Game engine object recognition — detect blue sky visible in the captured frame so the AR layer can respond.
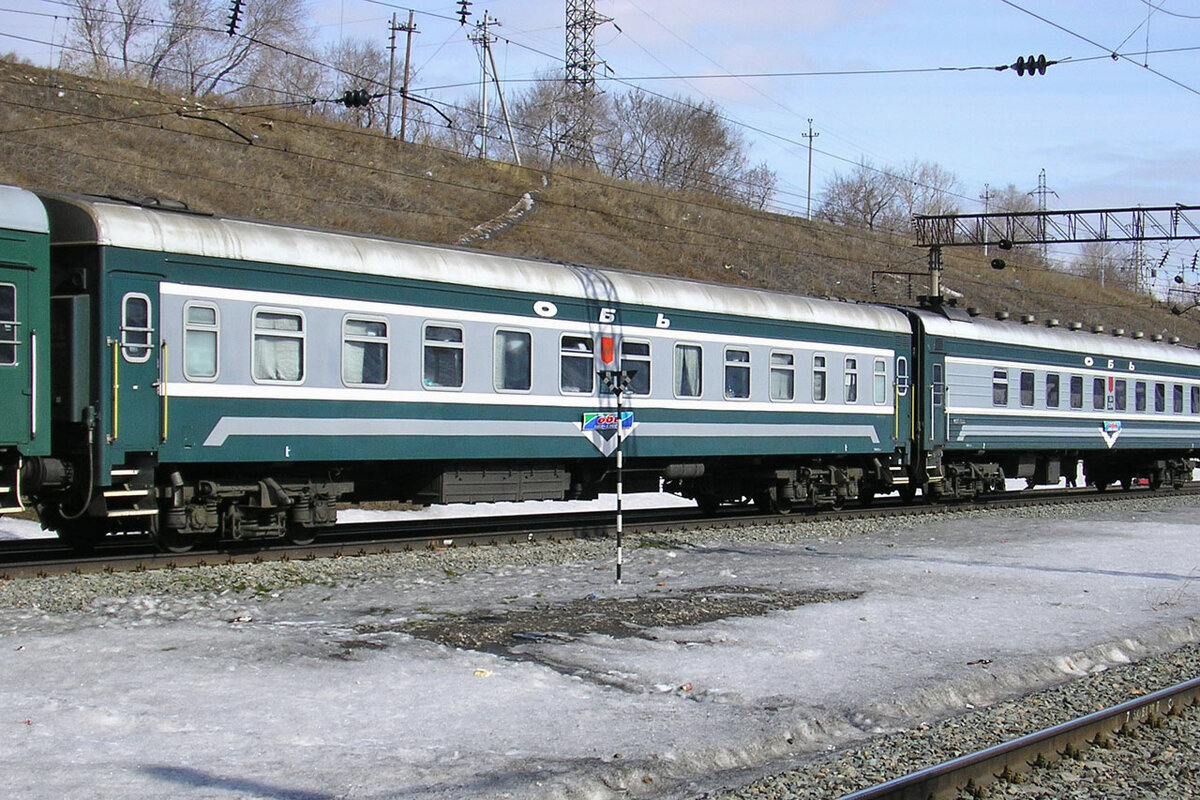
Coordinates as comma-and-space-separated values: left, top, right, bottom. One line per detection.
3, 0, 1198, 217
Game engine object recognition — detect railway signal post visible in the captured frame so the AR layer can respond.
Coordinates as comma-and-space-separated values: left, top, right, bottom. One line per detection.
598, 369, 636, 584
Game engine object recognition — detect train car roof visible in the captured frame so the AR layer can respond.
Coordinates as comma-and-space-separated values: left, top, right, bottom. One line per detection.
38, 192, 911, 334
911, 307, 1200, 366
0, 185, 49, 234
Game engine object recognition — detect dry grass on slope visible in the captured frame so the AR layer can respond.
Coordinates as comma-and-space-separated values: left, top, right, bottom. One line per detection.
2, 57, 1197, 345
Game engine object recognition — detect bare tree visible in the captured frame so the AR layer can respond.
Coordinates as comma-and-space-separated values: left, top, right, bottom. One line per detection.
1073, 241, 1137, 290
66, 0, 312, 99
323, 39, 390, 130
818, 159, 903, 232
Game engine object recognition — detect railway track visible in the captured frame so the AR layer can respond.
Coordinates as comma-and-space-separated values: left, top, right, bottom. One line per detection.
840, 677, 1200, 800
1, 483, 1196, 578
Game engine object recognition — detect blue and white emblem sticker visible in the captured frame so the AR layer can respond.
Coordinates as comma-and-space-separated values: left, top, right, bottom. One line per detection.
1100, 420, 1122, 449
578, 411, 636, 455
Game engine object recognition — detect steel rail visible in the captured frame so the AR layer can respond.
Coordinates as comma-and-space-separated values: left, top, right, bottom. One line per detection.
840, 676, 1200, 800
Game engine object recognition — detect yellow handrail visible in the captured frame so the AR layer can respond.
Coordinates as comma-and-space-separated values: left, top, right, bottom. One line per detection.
160, 341, 168, 442
110, 337, 119, 442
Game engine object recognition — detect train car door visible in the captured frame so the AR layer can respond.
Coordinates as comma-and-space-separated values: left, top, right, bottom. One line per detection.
0, 192, 50, 457
926, 357, 945, 443
107, 274, 162, 456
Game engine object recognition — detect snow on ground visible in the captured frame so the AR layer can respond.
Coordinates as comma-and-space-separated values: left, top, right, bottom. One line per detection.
1, 495, 1199, 799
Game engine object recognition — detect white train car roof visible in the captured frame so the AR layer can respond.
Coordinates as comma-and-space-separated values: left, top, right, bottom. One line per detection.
912, 307, 1200, 368
0, 185, 49, 234
38, 192, 911, 335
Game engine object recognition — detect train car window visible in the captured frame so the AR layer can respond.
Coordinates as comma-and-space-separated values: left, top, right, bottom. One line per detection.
252, 309, 304, 383
895, 356, 909, 396
1114, 379, 1127, 412
1020, 371, 1035, 407
423, 324, 463, 389
183, 302, 219, 381
1192, 386, 1199, 414
813, 355, 827, 402
620, 340, 651, 395
494, 329, 532, 392
121, 292, 154, 363
1092, 377, 1105, 411
725, 348, 751, 399
872, 359, 887, 404
1070, 376, 1083, 409
771, 352, 795, 401
560, 335, 595, 394
674, 344, 703, 398
1174, 384, 1184, 414
343, 317, 388, 387
932, 363, 944, 406
1045, 373, 1060, 408
1135, 381, 1146, 412
992, 369, 1008, 406
844, 357, 859, 403
1155, 382, 1166, 413
0, 283, 16, 366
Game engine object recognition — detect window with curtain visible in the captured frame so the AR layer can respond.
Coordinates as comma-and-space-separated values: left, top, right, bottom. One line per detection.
770, 352, 794, 401
844, 357, 858, 403
620, 340, 651, 395
495, 329, 531, 391
343, 317, 388, 386
252, 309, 303, 383
560, 335, 594, 393
813, 355, 827, 402
674, 344, 702, 397
724, 349, 750, 399
423, 324, 463, 388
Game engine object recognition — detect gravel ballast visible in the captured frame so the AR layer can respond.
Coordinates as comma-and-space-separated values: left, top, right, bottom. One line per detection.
1, 493, 1198, 799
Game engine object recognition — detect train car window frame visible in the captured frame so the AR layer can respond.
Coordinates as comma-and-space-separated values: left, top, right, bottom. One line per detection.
620, 339, 651, 396
895, 356, 909, 397
183, 301, 220, 382
251, 306, 305, 384
120, 292, 154, 364
932, 363, 944, 407
992, 368, 1008, 406
770, 351, 795, 402
1114, 378, 1127, 412
872, 358, 887, 405
1020, 371, 1035, 407
0, 283, 17, 366
724, 347, 751, 400
422, 323, 464, 390
1045, 373, 1060, 408
1070, 375, 1083, 409
674, 343, 703, 399
1155, 382, 1166, 413
342, 315, 389, 388
1135, 381, 1146, 412
560, 334, 595, 395
1173, 384, 1184, 414
1092, 377, 1105, 411
844, 356, 859, 403
1192, 386, 1199, 415
494, 328, 532, 393
812, 354, 828, 403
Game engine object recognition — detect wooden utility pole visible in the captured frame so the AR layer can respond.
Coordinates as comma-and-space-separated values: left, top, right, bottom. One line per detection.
386, 12, 418, 141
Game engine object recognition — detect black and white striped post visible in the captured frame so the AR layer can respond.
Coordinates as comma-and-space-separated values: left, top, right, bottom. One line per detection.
599, 369, 635, 585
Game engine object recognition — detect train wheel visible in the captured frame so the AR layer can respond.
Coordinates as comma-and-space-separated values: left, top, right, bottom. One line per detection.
286, 528, 317, 546
1120, 476, 1133, 491
152, 525, 197, 554
755, 488, 792, 515
898, 485, 917, 504
695, 494, 721, 515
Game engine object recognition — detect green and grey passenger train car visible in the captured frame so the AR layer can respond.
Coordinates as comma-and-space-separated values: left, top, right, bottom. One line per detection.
908, 308, 1200, 497
0, 186, 51, 515
17, 192, 917, 548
